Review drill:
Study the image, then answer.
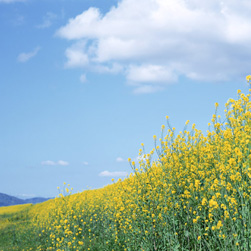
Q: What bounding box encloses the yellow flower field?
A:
[0,204,32,216]
[1,78,251,250]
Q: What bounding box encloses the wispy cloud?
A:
[57,160,69,166]
[0,0,26,3]
[16,193,36,199]
[57,0,251,93]
[116,157,126,162]
[12,15,25,26]
[99,170,128,177]
[41,160,55,166]
[36,12,57,29]
[82,161,89,165]
[17,46,40,63]
[80,74,87,83]
[41,160,69,166]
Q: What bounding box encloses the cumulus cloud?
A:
[126,64,177,93]
[41,160,69,166]
[99,170,128,177]
[56,8,101,40]
[56,0,251,93]
[64,41,89,68]
[127,64,177,84]
[17,47,40,62]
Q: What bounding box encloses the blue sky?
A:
[0,0,250,198]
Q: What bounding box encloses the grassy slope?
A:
[0,204,33,251]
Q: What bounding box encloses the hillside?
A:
[0,192,50,207]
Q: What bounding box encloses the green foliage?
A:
[0,205,35,250]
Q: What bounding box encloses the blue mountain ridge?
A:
[0,192,51,207]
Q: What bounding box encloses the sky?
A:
[0,0,251,199]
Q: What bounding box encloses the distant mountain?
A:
[0,193,24,207]
[0,193,51,207]
[24,197,49,204]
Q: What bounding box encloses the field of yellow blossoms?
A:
[1,76,251,250]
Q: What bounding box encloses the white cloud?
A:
[56,8,101,40]
[82,161,89,165]
[41,160,69,166]
[16,193,36,199]
[133,85,163,94]
[126,64,177,93]
[99,170,128,177]
[116,157,125,162]
[57,0,251,93]
[57,160,69,166]
[127,65,177,84]
[17,47,40,63]
[41,160,56,166]
[93,63,123,74]
[36,12,57,29]
[64,41,89,68]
